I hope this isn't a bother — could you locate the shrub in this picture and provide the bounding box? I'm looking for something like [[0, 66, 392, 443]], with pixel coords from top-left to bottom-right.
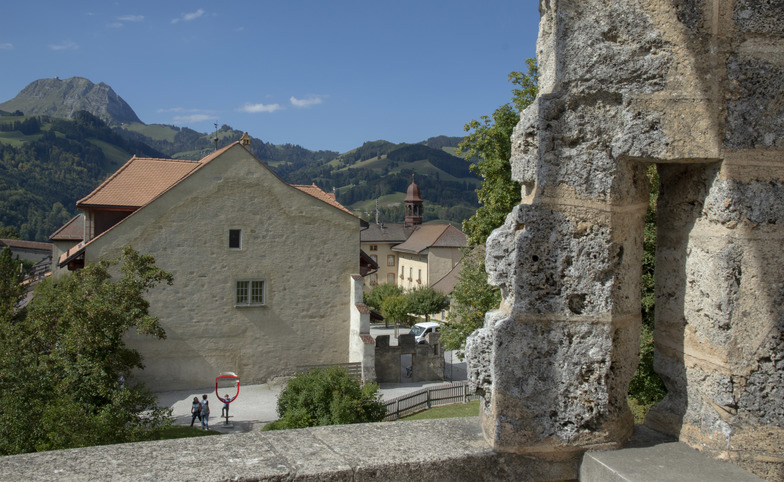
[[263, 366, 386, 431]]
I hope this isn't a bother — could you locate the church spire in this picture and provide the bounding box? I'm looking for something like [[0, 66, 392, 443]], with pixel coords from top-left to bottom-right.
[[404, 173, 423, 226]]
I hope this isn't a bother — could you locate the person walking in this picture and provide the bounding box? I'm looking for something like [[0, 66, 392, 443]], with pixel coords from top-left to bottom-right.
[[190, 396, 202, 427], [200, 394, 210, 430]]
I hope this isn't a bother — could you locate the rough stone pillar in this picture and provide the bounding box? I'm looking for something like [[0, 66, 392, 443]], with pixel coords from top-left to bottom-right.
[[645, 3, 784, 477], [465, 1, 783, 478]]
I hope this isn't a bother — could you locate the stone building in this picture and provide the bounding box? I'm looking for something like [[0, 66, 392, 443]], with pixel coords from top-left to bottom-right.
[[360, 175, 467, 302], [51, 141, 368, 391]]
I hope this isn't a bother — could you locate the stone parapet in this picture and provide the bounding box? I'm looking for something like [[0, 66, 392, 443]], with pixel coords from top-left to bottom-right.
[[0, 418, 580, 481]]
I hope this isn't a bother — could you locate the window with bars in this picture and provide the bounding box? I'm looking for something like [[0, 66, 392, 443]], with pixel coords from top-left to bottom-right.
[[236, 279, 265, 306]]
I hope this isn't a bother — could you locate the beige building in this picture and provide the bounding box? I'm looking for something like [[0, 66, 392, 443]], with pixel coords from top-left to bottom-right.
[[51, 140, 367, 391], [360, 176, 467, 322]]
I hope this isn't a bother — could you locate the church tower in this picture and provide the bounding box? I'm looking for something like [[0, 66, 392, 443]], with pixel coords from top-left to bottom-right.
[[404, 174, 423, 226]]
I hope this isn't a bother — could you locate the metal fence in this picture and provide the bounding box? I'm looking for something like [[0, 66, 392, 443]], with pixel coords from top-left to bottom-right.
[[382, 381, 478, 421]]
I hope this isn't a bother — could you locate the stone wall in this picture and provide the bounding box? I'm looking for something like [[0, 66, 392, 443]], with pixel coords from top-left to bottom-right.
[[466, 1, 783, 479], [375, 333, 445, 383], [73, 145, 360, 391]]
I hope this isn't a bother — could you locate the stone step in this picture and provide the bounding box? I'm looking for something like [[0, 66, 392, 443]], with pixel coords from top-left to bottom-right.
[[580, 425, 765, 481]]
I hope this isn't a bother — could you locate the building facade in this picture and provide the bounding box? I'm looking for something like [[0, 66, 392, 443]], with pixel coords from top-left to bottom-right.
[[52, 141, 365, 391]]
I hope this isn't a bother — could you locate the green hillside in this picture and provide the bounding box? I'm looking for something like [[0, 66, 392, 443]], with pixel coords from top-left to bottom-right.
[[0, 111, 164, 240], [0, 105, 474, 241]]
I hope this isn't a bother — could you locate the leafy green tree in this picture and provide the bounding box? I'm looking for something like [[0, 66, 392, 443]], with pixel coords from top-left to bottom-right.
[[441, 247, 501, 354], [443, 59, 538, 352], [0, 246, 174, 455], [264, 366, 385, 430], [364, 282, 403, 312], [460, 58, 538, 246], [0, 225, 20, 239], [406, 286, 450, 323], [0, 246, 24, 324], [381, 294, 413, 327], [628, 166, 666, 408]]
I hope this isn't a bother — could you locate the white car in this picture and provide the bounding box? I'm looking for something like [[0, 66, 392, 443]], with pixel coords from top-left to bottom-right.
[[409, 321, 441, 344]]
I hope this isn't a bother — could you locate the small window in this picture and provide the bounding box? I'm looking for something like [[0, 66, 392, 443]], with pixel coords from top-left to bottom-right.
[[369, 245, 378, 251], [236, 279, 265, 306], [370, 273, 378, 285], [387, 255, 395, 266], [418, 269, 422, 280], [387, 273, 396, 284], [371, 255, 378, 263], [229, 229, 242, 249]]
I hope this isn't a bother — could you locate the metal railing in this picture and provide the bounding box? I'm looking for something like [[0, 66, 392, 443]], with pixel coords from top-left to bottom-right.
[[382, 381, 478, 421]]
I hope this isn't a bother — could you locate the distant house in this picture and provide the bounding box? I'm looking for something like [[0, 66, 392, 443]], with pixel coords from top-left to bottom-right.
[[360, 176, 467, 319], [0, 238, 52, 263], [50, 140, 372, 390]]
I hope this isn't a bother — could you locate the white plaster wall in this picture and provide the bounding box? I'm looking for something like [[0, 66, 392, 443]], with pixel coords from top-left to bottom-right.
[[79, 145, 359, 391]]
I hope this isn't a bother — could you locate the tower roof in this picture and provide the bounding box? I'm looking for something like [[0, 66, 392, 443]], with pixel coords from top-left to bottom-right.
[[404, 174, 422, 203]]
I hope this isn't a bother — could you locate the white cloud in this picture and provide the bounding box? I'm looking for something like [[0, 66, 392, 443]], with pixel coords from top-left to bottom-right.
[[173, 114, 213, 123], [49, 40, 79, 51], [172, 8, 205, 23], [118, 15, 144, 22], [107, 22, 123, 29], [0, 43, 13, 50], [238, 102, 283, 114], [290, 95, 324, 108]]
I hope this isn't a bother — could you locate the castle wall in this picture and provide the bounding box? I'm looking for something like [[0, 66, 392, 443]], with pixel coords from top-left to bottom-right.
[[466, 1, 783, 478]]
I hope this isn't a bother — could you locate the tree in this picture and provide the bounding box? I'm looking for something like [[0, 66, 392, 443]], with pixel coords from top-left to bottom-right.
[[381, 294, 413, 327], [263, 366, 386, 430], [444, 59, 538, 353], [441, 247, 501, 354], [0, 246, 24, 325], [0, 246, 174, 454], [460, 58, 538, 246], [364, 283, 405, 327], [628, 166, 666, 410], [406, 286, 450, 323]]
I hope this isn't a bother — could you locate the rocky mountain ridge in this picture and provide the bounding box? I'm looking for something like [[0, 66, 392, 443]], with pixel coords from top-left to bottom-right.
[[0, 77, 141, 126]]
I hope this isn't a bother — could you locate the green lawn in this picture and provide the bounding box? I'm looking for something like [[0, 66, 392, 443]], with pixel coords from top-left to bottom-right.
[[400, 401, 480, 421]]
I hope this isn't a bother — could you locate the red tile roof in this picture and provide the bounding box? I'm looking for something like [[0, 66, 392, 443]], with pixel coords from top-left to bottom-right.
[[49, 215, 84, 241], [77, 157, 202, 208], [291, 183, 352, 214]]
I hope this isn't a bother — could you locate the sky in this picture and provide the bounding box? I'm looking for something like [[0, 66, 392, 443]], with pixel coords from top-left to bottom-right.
[[0, 1, 540, 153]]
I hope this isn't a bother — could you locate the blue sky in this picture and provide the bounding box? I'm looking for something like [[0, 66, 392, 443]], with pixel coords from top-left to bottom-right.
[[0, 1, 540, 153]]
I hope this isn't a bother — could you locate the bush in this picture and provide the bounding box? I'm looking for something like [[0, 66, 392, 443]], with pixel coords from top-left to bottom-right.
[[263, 366, 386, 431]]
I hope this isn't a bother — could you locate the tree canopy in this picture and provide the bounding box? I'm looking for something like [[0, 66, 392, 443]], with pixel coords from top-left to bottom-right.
[[442, 58, 538, 353], [0, 246, 174, 454]]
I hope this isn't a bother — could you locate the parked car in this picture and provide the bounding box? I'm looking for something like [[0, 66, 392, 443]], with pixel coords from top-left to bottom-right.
[[409, 321, 441, 344]]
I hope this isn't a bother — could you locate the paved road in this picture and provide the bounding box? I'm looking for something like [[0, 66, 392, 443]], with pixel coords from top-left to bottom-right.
[[156, 323, 468, 433]]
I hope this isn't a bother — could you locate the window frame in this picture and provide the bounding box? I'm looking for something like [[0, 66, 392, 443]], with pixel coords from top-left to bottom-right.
[[229, 229, 242, 250], [235, 279, 266, 307], [387, 254, 395, 266]]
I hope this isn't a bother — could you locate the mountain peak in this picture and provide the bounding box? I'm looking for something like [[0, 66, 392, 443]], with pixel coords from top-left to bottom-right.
[[0, 77, 142, 126]]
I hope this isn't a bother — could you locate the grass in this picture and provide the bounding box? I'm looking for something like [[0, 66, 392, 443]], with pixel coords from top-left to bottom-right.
[[627, 396, 657, 424], [400, 401, 480, 420]]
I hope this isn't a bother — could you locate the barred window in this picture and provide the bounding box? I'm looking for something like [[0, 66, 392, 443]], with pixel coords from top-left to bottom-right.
[[236, 279, 265, 306]]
